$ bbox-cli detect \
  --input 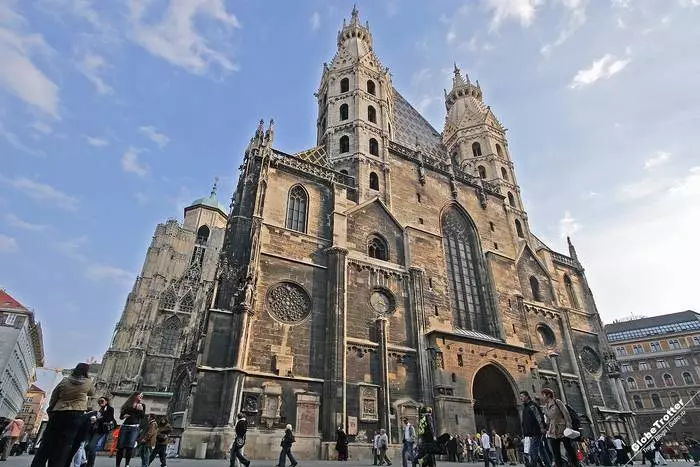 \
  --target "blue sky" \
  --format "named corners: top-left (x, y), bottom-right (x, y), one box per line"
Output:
top-left (1, 0), bottom-right (699, 384)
